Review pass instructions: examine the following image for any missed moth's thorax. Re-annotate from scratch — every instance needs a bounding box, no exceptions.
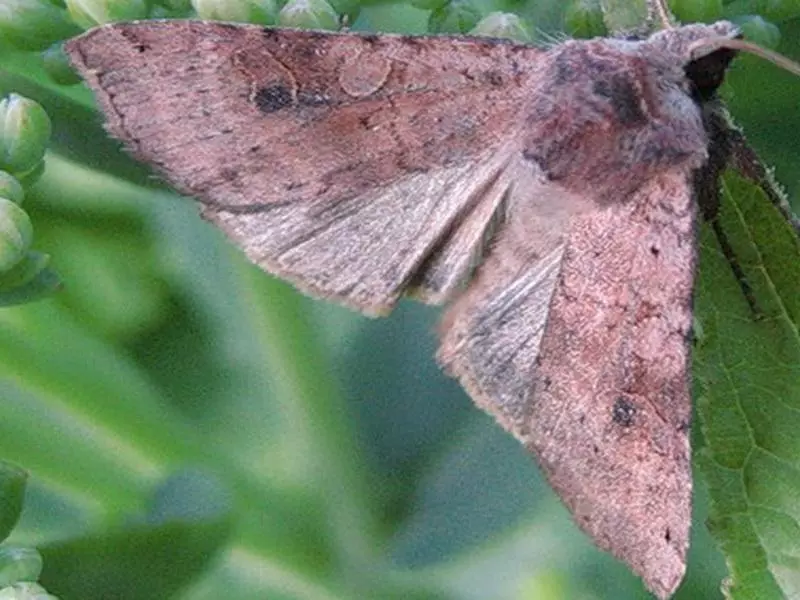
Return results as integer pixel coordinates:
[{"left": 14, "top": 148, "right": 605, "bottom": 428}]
[{"left": 519, "top": 22, "right": 736, "bottom": 205}]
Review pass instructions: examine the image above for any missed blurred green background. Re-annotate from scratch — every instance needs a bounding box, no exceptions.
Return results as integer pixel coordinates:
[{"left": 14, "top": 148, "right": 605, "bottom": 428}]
[{"left": 0, "top": 0, "right": 799, "bottom": 598}]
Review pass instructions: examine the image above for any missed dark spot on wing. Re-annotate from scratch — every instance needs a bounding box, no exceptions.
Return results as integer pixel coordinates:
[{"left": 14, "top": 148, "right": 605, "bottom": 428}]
[
  {"left": 297, "top": 90, "right": 331, "bottom": 107},
  {"left": 483, "top": 70, "right": 504, "bottom": 86},
  {"left": 219, "top": 167, "right": 238, "bottom": 182},
  {"left": 592, "top": 74, "right": 646, "bottom": 125},
  {"left": 612, "top": 396, "right": 637, "bottom": 427},
  {"left": 254, "top": 84, "right": 293, "bottom": 114}
]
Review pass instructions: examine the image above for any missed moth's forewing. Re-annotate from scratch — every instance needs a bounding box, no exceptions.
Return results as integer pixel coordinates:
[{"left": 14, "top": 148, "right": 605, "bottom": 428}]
[
  {"left": 530, "top": 170, "right": 695, "bottom": 598},
  {"left": 440, "top": 169, "right": 695, "bottom": 598},
  {"left": 66, "top": 22, "right": 549, "bottom": 313}
]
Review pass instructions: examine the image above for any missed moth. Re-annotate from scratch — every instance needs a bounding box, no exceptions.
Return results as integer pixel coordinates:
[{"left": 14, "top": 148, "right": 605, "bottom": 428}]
[{"left": 66, "top": 15, "right": 754, "bottom": 598}]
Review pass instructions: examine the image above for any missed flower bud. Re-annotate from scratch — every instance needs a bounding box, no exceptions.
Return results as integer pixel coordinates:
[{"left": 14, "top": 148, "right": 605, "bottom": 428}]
[
  {"left": 278, "top": 0, "right": 339, "bottom": 30},
  {"left": 0, "top": 252, "right": 50, "bottom": 292},
  {"left": 0, "top": 464, "right": 26, "bottom": 544},
  {"left": 0, "top": 582, "right": 58, "bottom": 600},
  {"left": 0, "top": 173, "right": 24, "bottom": 206},
  {"left": 14, "top": 162, "right": 45, "bottom": 188},
  {"left": 0, "top": 0, "right": 79, "bottom": 52},
  {"left": 0, "top": 265, "right": 61, "bottom": 307},
  {"left": 65, "top": 0, "right": 147, "bottom": 29},
  {"left": 191, "top": 0, "right": 278, "bottom": 24},
  {"left": 154, "top": 0, "right": 193, "bottom": 16},
  {"left": 42, "top": 42, "right": 83, "bottom": 86},
  {"left": 470, "top": 12, "right": 530, "bottom": 42},
  {"left": 0, "top": 198, "right": 33, "bottom": 272},
  {"left": 325, "top": 0, "right": 358, "bottom": 23},
  {"left": 428, "top": 0, "right": 481, "bottom": 34},
  {"left": 0, "top": 95, "right": 51, "bottom": 177},
  {"left": 0, "top": 548, "right": 41, "bottom": 588},
  {"left": 564, "top": 0, "right": 606, "bottom": 38}
]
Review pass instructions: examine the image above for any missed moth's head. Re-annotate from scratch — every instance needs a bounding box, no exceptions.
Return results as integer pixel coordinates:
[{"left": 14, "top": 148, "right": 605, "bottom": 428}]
[
  {"left": 646, "top": 22, "right": 740, "bottom": 100},
  {"left": 646, "top": 21, "right": 739, "bottom": 57}
]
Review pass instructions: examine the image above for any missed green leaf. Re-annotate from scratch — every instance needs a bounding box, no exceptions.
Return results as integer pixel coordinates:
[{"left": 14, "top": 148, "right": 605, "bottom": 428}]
[
  {"left": 0, "top": 463, "right": 26, "bottom": 543},
  {"left": 38, "top": 516, "right": 232, "bottom": 599},
  {"left": 694, "top": 168, "right": 800, "bottom": 600}
]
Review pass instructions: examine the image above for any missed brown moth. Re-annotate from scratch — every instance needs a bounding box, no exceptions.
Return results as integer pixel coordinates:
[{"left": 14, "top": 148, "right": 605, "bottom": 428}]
[{"left": 66, "top": 17, "right": 743, "bottom": 598}]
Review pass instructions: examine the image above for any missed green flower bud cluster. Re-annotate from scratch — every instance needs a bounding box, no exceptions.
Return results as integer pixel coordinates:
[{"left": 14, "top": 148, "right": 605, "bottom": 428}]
[
  {"left": 0, "top": 95, "right": 61, "bottom": 307},
  {"left": 0, "top": 0, "right": 791, "bottom": 90},
  {"left": 561, "top": 0, "right": 785, "bottom": 45},
  {"left": 0, "top": 0, "right": 347, "bottom": 71}
]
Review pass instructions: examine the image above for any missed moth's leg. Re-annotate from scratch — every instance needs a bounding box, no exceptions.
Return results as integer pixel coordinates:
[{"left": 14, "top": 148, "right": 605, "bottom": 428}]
[
  {"left": 695, "top": 104, "right": 764, "bottom": 318},
  {"left": 696, "top": 167, "right": 762, "bottom": 318}
]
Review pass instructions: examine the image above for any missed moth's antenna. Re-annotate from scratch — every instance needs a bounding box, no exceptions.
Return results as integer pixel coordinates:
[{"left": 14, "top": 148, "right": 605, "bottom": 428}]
[
  {"left": 691, "top": 37, "right": 800, "bottom": 78},
  {"left": 648, "top": 0, "right": 674, "bottom": 30}
]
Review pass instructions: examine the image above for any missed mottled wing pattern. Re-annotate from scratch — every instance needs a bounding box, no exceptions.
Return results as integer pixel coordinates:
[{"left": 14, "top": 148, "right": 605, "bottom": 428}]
[
  {"left": 66, "top": 22, "right": 545, "bottom": 313},
  {"left": 440, "top": 169, "right": 696, "bottom": 599}
]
